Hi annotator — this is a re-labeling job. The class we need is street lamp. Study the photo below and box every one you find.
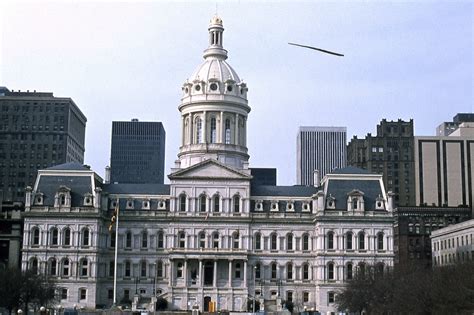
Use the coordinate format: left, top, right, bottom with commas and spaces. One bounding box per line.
17, 309, 23, 315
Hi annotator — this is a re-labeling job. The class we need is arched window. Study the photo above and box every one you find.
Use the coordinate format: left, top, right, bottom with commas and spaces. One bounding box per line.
157, 261, 164, 278
213, 233, 220, 248
302, 263, 309, 280
233, 232, 240, 249
255, 233, 261, 250
63, 228, 71, 246
287, 233, 293, 251
30, 257, 38, 274
62, 259, 70, 277
196, 117, 202, 143
178, 232, 186, 248
327, 262, 335, 280
51, 228, 59, 246
80, 259, 88, 277
142, 231, 148, 248
347, 263, 353, 280
199, 194, 207, 212
32, 227, 40, 246
327, 231, 334, 250
287, 263, 293, 280
125, 261, 131, 277
233, 195, 240, 213
125, 232, 132, 248
210, 117, 217, 143
352, 198, 358, 210
346, 232, 353, 250
82, 228, 90, 247
141, 261, 147, 277
157, 231, 164, 249
377, 232, 384, 250
50, 258, 57, 276
199, 232, 206, 248
302, 234, 309, 251
271, 234, 278, 250
255, 263, 261, 279
358, 262, 366, 275
179, 194, 187, 212
225, 119, 231, 144
177, 262, 183, 278
359, 232, 365, 250
213, 195, 220, 212
271, 263, 277, 279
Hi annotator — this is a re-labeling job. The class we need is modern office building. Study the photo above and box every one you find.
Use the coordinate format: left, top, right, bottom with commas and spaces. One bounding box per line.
347, 119, 415, 207
21, 16, 394, 313
250, 168, 277, 186
296, 126, 346, 186
431, 219, 474, 266
414, 122, 474, 209
110, 119, 166, 184
436, 113, 474, 136
0, 88, 87, 202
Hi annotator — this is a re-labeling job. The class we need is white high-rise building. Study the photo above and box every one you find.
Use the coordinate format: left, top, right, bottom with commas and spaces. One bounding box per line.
297, 126, 347, 186
21, 16, 393, 314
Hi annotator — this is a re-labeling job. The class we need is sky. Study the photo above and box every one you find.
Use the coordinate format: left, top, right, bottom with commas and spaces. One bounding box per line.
1, 1, 473, 185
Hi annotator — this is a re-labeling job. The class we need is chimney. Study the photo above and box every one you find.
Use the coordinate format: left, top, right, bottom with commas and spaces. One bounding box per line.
105, 166, 111, 184
313, 170, 320, 188
387, 191, 395, 211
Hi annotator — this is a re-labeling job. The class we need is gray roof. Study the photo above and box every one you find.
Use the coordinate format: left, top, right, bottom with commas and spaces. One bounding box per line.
46, 162, 90, 171
326, 179, 383, 211
103, 183, 170, 195
331, 166, 372, 175
251, 185, 318, 197
36, 175, 94, 206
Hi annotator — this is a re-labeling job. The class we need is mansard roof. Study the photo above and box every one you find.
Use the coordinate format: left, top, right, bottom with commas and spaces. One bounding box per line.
46, 162, 91, 171
251, 185, 318, 197
103, 183, 170, 195
331, 166, 372, 174
36, 174, 95, 206
325, 179, 383, 211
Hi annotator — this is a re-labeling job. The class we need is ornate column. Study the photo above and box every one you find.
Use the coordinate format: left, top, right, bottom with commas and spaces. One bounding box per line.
169, 260, 173, 286
234, 113, 239, 145
202, 111, 207, 143
199, 260, 203, 287
243, 261, 247, 287
219, 111, 224, 143
184, 260, 188, 286
189, 113, 194, 144
213, 260, 218, 287
228, 260, 232, 287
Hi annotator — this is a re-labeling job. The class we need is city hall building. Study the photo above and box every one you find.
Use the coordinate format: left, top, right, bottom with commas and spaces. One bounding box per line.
21, 16, 394, 314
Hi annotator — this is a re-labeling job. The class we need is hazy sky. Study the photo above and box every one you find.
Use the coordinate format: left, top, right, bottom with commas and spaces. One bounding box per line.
1, 1, 473, 185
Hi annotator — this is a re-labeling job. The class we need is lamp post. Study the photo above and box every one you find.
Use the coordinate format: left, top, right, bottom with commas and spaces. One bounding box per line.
17, 309, 23, 315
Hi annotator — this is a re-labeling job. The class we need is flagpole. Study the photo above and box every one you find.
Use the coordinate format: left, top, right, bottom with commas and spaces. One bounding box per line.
113, 198, 120, 306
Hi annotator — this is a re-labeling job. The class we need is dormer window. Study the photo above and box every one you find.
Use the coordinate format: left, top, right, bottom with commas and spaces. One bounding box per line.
270, 201, 279, 212
195, 84, 201, 92
126, 200, 134, 209
34, 193, 44, 205
142, 200, 150, 210
158, 199, 166, 210
302, 202, 310, 212
375, 195, 385, 210
347, 190, 365, 211
352, 198, 358, 210
326, 195, 336, 209
286, 201, 294, 212
55, 186, 71, 208
255, 200, 263, 211
109, 199, 117, 210
83, 194, 93, 206
209, 82, 219, 92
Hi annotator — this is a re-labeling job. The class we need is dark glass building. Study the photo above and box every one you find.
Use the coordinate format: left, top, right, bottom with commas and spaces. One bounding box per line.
110, 119, 166, 184
250, 168, 277, 186
0, 88, 86, 202
347, 119, 415, 207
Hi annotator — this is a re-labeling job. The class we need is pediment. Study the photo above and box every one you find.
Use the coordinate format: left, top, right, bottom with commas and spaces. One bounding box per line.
169, 159, 252, 180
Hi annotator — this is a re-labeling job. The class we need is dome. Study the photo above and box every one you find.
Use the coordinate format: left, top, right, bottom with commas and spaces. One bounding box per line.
210, 15, 223, 26
189, 58, 240, 83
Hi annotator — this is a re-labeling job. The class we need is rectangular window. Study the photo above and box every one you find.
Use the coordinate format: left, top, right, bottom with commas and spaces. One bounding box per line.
303, 292, 309, 303
80, 288, 87, 300
61, 288, 68, 300
108, 289, 114, 299
328, 292, 335, 303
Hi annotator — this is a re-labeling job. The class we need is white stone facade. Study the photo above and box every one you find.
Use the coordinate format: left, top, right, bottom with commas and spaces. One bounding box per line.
431, 219, 474, 266
20, 16, 394, 315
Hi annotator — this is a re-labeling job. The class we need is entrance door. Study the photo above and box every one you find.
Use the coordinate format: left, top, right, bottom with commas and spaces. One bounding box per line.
204, 261, 213, 286
204, 296, 212, 312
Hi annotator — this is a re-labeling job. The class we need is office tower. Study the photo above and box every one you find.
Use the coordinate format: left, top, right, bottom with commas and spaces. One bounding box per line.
250, 168, 277, 186
110, 119, 166, 184
347, 119, 415, 207
297, 126, 347, 185
436, 113, 474, 136
0, 88, 86, 202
